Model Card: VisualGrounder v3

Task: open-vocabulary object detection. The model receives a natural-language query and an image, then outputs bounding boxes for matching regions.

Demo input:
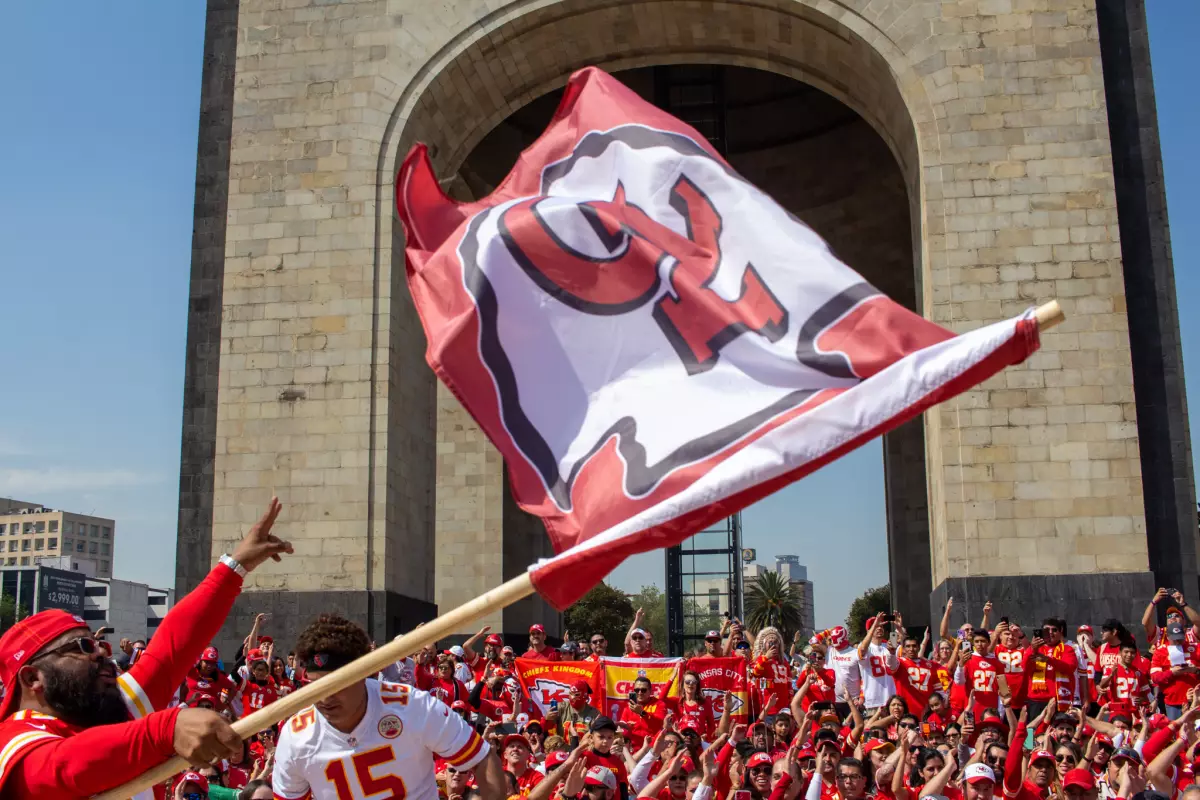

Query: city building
[690,557,815,639]
[82,577,174,646]
[0,498,115,578]
[775,555,816,639]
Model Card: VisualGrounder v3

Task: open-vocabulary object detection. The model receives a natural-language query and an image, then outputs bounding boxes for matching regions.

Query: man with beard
[0,497,292,798]
[525,625,560,662]
[463,627,505,684]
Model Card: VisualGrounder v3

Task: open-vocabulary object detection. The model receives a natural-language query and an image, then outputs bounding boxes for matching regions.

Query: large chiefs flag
[513,657,604,719]
[686,656,750,725]
[397,67,1041,609]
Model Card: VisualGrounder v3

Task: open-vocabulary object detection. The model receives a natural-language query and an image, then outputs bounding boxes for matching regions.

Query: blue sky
[0,5,1195,629]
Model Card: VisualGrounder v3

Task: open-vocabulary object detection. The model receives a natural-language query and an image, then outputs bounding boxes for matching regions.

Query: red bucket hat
[0,610,91,720]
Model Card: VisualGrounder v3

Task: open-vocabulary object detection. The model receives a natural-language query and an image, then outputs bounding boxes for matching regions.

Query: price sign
[38,567,85,615]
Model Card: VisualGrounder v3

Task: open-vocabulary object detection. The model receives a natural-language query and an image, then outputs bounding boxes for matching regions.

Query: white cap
[632,628,648,636]
[963,764,996,785]
[585,765,617,790]
[449,645,465,657]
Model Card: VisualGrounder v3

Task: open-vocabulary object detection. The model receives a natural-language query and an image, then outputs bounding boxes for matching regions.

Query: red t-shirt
[673,698,713,740]
[895,657,937,714]
[514,766,544,796]
[994,645,1027,701]
[522,646,560,662]
[185,667,239,710]
[799,665,837,710]
[239,676,282,713]
[617,700,667,750]
[962,654,1003,711]
[752,655,793,715]
[584,749,630,788]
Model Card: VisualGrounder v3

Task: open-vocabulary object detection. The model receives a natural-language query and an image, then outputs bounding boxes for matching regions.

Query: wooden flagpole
[95,573,536,799]
[97,300,1064,799]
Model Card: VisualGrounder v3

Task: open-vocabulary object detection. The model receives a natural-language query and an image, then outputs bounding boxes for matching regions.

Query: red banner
[513,657,604,718]
[686,656,750,725]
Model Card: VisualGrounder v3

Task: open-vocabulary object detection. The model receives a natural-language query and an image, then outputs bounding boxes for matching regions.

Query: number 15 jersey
[273,679,490,799]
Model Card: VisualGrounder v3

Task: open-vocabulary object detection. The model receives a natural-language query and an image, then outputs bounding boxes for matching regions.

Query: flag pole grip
[95,572,537,800]
[1035,300,1064,331]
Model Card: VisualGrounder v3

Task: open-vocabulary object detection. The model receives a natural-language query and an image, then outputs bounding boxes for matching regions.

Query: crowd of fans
[1,499,1198,800]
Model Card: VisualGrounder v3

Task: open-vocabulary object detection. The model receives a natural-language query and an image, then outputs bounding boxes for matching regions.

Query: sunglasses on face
[633,687,650,693]
[837,774,866,782]
[684,680,698,686]
[1056,755,1077,764]
[670,774,688,781]
[898,722,917,729]
[749,766,772,775]
[592,639,605,644]
[632,635,646,641]
[32,636,100,663]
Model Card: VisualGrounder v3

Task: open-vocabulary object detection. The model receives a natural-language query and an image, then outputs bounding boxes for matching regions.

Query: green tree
[0,592,27,633]
[565,581,635,653]
[846,584,891,643]
[745,572,803,640]
[627,585,668,649]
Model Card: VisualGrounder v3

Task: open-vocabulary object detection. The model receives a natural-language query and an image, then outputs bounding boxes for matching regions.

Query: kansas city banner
[686,656,749,725]
[513,657,604,718]
[397,67,1042,610]
[601,656,682,719]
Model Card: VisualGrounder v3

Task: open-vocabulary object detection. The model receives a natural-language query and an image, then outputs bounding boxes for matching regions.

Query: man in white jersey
[823,625,862,707]
[857,614,899,712]
[273,614,506,799]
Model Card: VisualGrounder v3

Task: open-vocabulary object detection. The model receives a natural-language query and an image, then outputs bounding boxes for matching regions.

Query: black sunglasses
[592,638,606,644]
[32,636,100,663]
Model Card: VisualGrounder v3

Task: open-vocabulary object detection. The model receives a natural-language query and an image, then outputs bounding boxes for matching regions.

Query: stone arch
[375,0,942,633]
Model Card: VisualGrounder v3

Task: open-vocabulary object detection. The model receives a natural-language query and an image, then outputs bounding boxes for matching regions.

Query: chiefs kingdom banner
[397,67,1042,610]
[513,657,604,718]
[601,656,682,719]
[686,656,750,725]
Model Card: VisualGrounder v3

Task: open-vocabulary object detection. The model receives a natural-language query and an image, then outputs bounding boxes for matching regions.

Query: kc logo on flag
[399,67,1040,609]
[513,658,603,718]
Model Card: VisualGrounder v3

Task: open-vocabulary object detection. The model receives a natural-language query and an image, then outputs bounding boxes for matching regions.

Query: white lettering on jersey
[825,646,863,702]
[273,679,489,799]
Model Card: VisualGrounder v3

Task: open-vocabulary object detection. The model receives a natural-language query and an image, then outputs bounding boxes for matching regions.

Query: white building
[82,576,174,645]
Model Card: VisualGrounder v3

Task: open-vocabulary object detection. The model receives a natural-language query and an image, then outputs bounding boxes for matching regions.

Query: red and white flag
[397,67,1041,609]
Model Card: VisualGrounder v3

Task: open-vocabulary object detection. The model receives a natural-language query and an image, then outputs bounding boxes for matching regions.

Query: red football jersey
[895,657,937,714]
[962,654,1003,711]
[239,677,282,712]
[993,645,1026,701]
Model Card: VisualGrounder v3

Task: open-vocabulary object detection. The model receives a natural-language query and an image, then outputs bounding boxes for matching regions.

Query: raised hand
[231,498,293,572]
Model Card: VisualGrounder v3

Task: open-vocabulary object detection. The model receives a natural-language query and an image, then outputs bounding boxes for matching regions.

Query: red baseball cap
[201,646,219,662]
[1030,749,1055,765]
[257,635,273,645]
[485,634,503,647]
[502,733,531,752]
[545,751,570,770]
[179,771,210,792]
[746,752,774,769]
[863,739,895,755]
[1063,769,1095,790]
[451,700,469,711]
[796,746,816,761]
[571,679,592,694]
[1078,625,1093,634]
[187,690,219,707]
[0,609,91,720]
[247,647,267,663]
[865,616,877,632]
[530,624,545,634]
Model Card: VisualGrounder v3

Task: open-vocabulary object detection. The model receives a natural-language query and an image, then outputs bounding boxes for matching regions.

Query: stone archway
[375,1,941,636]
[181,0,1180,655]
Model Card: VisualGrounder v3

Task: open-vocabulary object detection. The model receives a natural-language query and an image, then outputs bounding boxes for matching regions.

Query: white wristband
[220,553,247,578]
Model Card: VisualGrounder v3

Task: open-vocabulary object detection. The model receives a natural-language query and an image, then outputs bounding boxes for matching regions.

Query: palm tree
[744,572,803,639]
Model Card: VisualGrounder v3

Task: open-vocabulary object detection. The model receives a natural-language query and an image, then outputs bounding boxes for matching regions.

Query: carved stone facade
[180,0,1191,651]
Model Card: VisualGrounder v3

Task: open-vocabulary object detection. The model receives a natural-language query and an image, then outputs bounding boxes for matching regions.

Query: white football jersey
[273,679,490,799]
[825,645,863,702]
[858,642,898,708]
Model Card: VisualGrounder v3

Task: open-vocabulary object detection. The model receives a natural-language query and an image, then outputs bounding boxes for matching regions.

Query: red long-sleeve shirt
[1025,643,1077,702]
[1002,722,1049,800]
[0,560,244,798]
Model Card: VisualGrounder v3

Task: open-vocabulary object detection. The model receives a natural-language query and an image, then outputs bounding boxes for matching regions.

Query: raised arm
[461,626,490,664]
[940,597,954,641]
[979,601,993,632]
[918,750,958,799]
[1143,589,1167,643]
[625,608,645,654]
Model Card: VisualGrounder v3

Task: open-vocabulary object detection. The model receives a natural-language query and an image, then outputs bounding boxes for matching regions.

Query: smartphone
[963,710,975,726]
[881,613,895,623]
[921,722,932,737]
[496,722,518,735]
[549,700,559,710]
[1034,628,1046,641]
[628,691,639,704]
[1000,616,1009,625]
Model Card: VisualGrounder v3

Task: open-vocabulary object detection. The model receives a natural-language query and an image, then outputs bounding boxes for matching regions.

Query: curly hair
[294,613,372,667]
